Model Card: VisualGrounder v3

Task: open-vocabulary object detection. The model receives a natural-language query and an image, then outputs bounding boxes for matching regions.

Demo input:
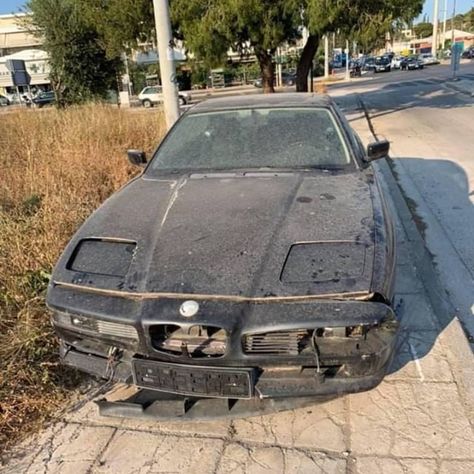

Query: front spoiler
[96,368,386,420]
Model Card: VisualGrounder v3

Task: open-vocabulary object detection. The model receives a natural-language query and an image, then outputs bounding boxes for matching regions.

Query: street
[331,62,474,348]
[3,63,474,474]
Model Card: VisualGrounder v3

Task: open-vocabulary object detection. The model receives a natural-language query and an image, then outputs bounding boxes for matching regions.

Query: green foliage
[80,0,155,57]
[25,0,122,106]
[171,0,301,91]
[305,0,424,45]
[413,21,433,38]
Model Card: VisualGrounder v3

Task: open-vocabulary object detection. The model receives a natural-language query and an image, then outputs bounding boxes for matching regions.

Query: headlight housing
[53,311,138,341]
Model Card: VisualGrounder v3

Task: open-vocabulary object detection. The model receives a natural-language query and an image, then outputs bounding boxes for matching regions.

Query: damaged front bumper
[52,297,399,418]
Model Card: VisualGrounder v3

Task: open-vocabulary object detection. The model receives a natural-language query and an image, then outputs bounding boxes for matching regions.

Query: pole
[153,0,180,129]
[451,0,456,47]
[345,40,350,81]
[277,47,282,88]
[432,0,439,57]
[451,0,458,80]
[442,0,448,50]
[324,35,329,79]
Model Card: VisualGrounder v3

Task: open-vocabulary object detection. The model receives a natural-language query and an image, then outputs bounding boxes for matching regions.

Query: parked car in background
[32,90,56,108]
[254,71,297,88]
[462,48,474,59]
[138,86,191,108]
[419,54,440,66]
[47,93,398,417]
[0,94,10,106]
[391,56,406,69]
[362,56,376,71]
[406,57,424,70]
[374,56,391,73]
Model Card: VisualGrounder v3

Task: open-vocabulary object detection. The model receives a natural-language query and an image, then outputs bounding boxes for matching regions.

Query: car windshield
[146,107,351,174]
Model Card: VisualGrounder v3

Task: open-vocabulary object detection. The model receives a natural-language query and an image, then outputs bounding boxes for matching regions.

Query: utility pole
[345,40,350,81]
[153,0,180,129]
[442,0,448,50]
[451,0,457,47]
[324,35,329,79]
[432,0,439,57]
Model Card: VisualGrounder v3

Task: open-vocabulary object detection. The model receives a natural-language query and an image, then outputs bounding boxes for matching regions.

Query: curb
[357,96,474,421]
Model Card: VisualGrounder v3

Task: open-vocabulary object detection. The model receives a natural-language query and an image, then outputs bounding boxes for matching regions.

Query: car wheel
[142,99,153,108]
[179,96,186,106]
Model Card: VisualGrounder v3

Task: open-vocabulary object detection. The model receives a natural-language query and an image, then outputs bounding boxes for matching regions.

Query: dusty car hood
[53,172,376,298]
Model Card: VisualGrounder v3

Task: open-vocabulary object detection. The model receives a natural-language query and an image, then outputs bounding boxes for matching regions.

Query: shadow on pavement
[386,157,474,375]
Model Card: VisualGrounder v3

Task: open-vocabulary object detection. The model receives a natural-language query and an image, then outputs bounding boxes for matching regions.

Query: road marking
[408,342,425,382]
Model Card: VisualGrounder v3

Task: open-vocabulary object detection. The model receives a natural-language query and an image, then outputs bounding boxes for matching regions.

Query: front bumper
[60,341,392,419]
[52,297,399,416]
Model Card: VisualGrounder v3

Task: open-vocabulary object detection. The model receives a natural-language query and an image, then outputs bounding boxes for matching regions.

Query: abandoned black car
[47,94,398,418]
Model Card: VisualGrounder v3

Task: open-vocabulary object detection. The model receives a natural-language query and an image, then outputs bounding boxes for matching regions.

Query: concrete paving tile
[27,425,114,474]
[395,239,413,265]
[93,430,161,473]
[387,330,454,382]
[93,431,224,473]
[28,460,93,474]
[232,398,346,452]
[217,443,346,474]
[349,381,474,459]
[439,460,474,473]
[119,417,230,438]
[148,435,224,473]
[354,456,438,474]
[394,293,439,331]
[1,422,67,474]
[394,264,424,294]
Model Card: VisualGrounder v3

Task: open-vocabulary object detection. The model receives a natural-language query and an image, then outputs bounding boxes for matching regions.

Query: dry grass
[0,104,165,454]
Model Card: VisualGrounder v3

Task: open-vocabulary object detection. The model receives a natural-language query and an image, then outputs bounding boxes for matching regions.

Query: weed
[0,104,165,454]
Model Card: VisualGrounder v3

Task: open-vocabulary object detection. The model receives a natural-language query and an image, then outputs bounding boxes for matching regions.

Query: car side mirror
[127,149,147,166]
[367,140,390,162]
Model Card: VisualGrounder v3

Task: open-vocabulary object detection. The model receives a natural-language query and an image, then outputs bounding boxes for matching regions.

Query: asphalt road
[330,62,474,349]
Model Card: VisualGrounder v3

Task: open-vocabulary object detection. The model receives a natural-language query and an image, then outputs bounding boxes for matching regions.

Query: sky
[419,0,473,22]
[0,0,473,19]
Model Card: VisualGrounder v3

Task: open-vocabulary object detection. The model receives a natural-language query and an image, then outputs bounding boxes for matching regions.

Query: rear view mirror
[367,140,390,162]
[127,149,147,166]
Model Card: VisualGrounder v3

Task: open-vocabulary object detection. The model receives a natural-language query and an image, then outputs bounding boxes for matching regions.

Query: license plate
[132,360,254,399]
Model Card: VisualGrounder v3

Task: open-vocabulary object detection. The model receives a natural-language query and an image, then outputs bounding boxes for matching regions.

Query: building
[410,29,474,54]
[0,13,50,95]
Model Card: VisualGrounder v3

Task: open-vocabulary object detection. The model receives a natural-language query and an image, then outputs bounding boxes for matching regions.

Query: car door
[150,86,164,104]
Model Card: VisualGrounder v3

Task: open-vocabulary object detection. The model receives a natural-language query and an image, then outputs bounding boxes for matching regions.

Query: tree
[80,0,155,57]
[171,0,301,93]
[413,22,433,38]
[26,0,121,106]
[413,21,433,38]
[295,0,424,91]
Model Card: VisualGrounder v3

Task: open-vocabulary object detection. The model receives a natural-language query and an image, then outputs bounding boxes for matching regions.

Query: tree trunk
[296,34,320,92]
[255,48,275,93]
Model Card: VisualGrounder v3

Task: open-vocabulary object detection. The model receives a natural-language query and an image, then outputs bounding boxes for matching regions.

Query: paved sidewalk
[3,108,473,474]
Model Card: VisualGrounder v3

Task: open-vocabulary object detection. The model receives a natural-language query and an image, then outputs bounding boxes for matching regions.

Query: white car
[138,86,191,108]
[419,54,440,66]
[391,56,405,69]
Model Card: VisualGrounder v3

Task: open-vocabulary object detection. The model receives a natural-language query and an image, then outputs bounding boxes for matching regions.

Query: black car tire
[143,99,153,109]
[179,96,186,106]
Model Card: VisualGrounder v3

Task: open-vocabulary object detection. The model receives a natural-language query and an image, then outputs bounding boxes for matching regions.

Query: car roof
[188,93,334,114]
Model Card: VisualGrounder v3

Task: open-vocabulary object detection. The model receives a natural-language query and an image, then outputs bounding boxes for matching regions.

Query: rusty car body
[47,93,398,418]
